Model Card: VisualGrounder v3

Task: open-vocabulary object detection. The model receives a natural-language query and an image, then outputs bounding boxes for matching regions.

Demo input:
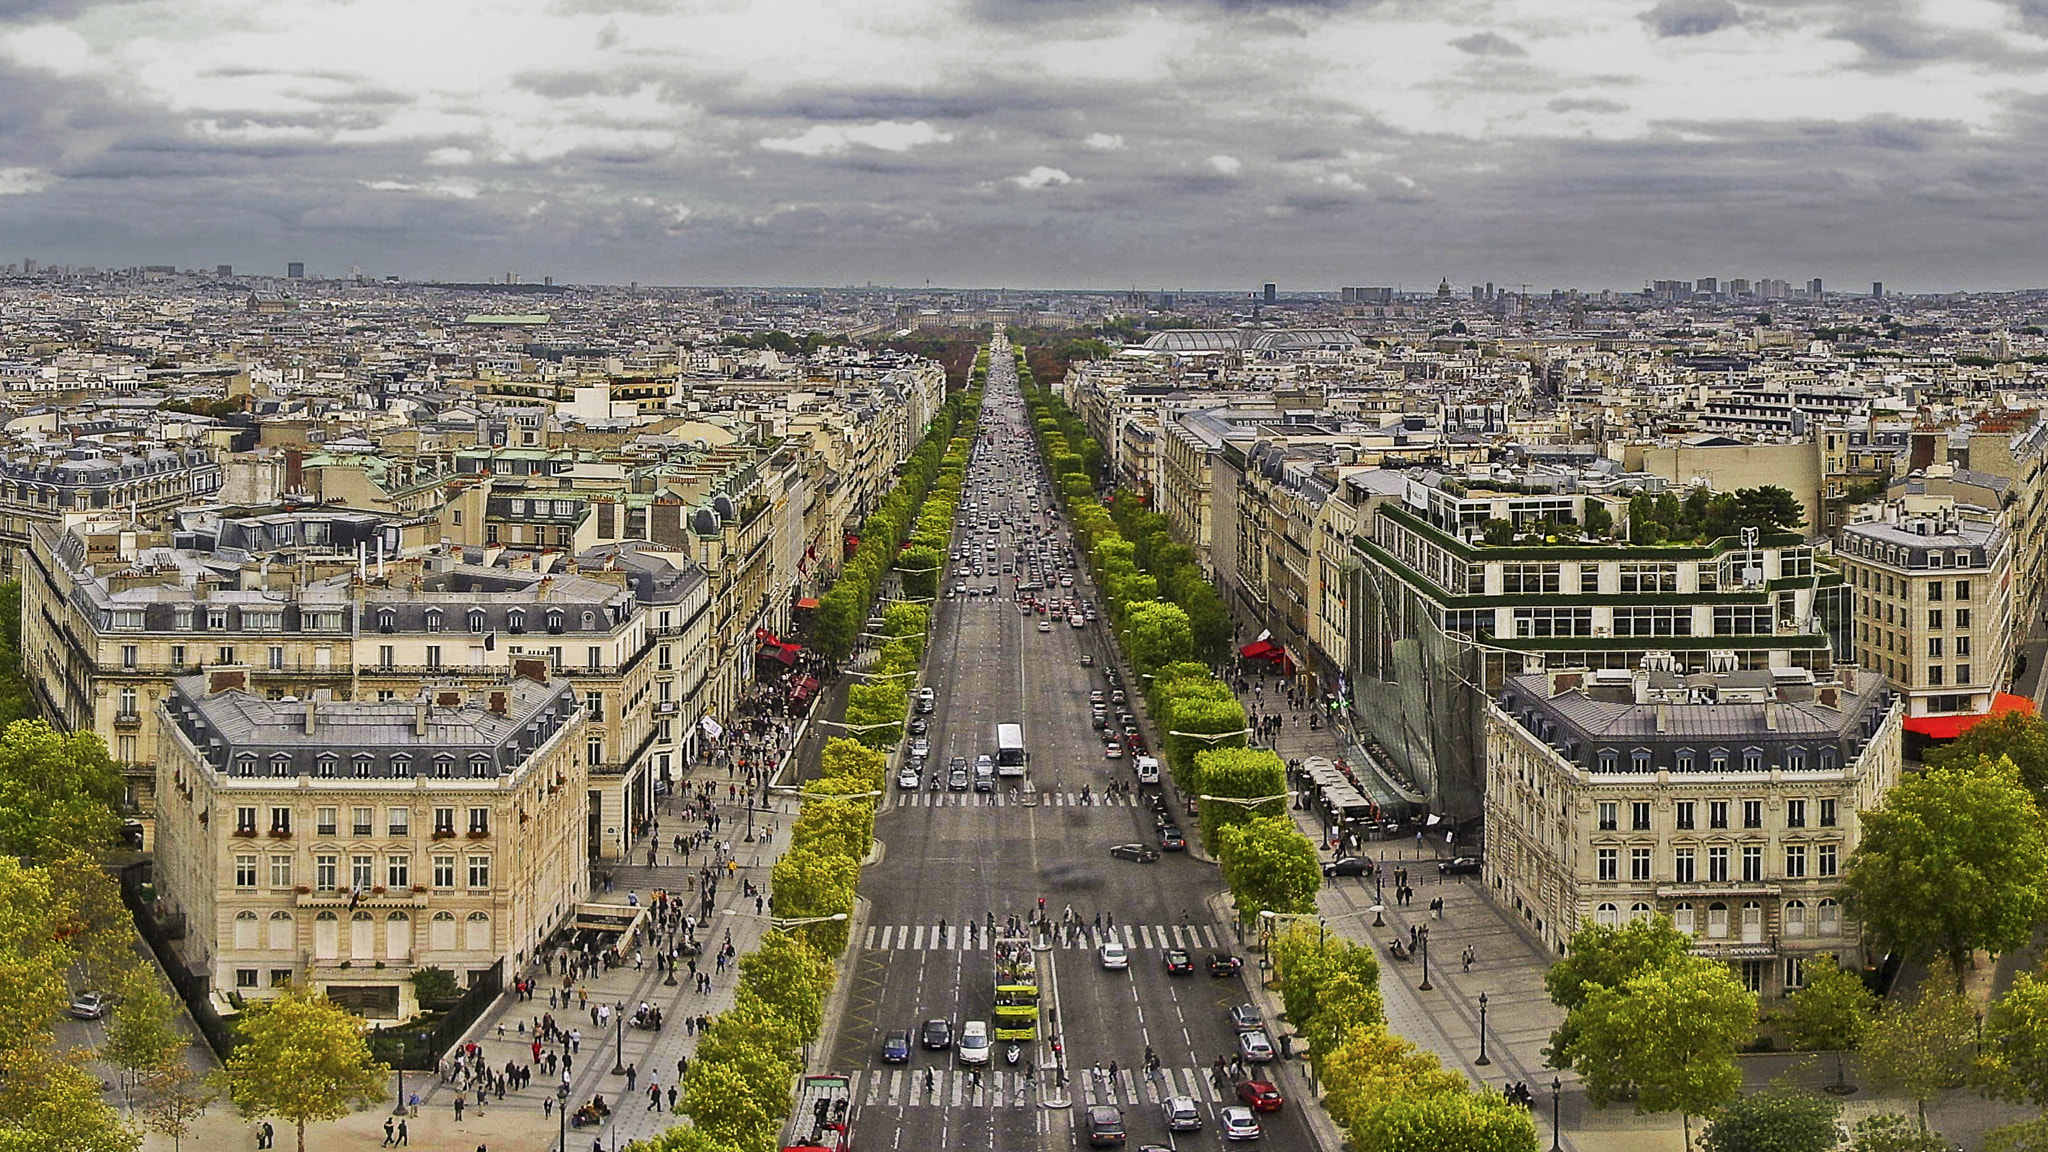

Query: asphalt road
[821,340,1316,1151]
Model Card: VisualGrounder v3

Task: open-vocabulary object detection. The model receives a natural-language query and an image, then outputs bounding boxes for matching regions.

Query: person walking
[395,1119,408,1146]
[453,1096,464,1124]
[384,1116,396,1146]
[1462,944,1476,973]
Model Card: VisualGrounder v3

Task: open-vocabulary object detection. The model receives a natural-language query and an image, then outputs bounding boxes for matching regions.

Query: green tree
[1192,745,1289,853]
[1559,954,1756,1140]
[408,966,460,1007]
[1125,600,1194,673]
[1863,967,1977,1131]
[1700,1089,1842,1152]
[104,967,188,1110]
[1925,711,2048,808]
[818,738,887,787]
[0,581,38,725]
[1783,954,1877,1053]
[46,848,139,990]
[737,932,833,1041]
[629,1125,749,1152]
[1975,971,2048,1110]
[1216,816,1321,918]
[1543,917,1692,1068]
[138,1062,216,1152]
[1847,1112,1950,1152]
[217,984,388,1152]
[680,1057,781,1152]
[1350,1088,1539,1152]
[896,545,941,599]
[1320,1024,1469,1131]
[0,1046,140,1152]
[1986,1117,2048,1152]
[1845,757,2048,989]
[0,718,126,863]
[768,847,860,955]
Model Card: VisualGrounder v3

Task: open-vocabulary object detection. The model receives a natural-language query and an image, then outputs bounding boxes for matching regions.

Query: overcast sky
[2,0,2045,292]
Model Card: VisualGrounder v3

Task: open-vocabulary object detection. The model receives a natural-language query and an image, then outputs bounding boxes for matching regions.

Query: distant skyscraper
[1729,278,1751,295]
[216,265,232,278]
[1262,282,1277,303]
[1808,277,1823,296]
[286,262,304,279]
[21,258,34,275]
[1872,281,1883,298]
[1696,277,1718,295]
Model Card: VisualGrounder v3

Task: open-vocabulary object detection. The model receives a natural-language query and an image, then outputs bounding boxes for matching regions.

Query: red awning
[1240,640,1280,659]
[1902,692,2037,739]
[756,644,799,666]
[795,597,820,610]
[1277,651,1297,676]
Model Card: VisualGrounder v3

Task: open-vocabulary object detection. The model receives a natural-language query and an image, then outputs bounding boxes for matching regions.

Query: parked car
[1226,1004,1264,1033]
[1158,827,1187,852]
[1108,843,1160,863]
[1439,856,1483,876]
[881,1029,911,1062]
[1208,953,1244,977]
[1236,1079,1284,1112]
[1323,856,1375,878]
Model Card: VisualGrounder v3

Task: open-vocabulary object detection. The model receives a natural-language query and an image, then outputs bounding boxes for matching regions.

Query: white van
[1134,756,1161,785]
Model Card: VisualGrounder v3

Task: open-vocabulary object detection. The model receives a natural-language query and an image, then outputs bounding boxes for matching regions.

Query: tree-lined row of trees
[1105,493,1232,663]
[810,382,981,665]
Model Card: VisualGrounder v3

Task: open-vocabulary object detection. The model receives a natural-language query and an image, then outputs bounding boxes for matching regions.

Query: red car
[1236,1079,1283,1112]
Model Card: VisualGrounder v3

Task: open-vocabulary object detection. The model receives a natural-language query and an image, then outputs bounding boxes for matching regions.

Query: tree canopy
[0,718,126,863]
[218,984,388,1152]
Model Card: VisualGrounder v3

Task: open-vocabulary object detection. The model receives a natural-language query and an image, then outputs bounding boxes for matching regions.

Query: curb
[810,892,875,1074]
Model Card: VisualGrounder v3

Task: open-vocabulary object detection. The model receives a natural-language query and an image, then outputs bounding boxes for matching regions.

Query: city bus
[995,723,1027,778]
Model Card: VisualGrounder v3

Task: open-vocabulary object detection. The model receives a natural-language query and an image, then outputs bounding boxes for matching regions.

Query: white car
[957,1020,991,1065]
[1037,619,1052,633]
[1099,941,1129,970]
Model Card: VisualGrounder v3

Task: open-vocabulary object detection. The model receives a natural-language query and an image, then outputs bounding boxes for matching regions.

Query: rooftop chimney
[413,702,428,737]
[303,698,316,736]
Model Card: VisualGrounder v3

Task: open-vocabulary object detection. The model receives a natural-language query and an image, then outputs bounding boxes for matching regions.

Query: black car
[1109,843,1161,863]
[1163,948,1195,975]
[922,1018,953,1049]
[1323,856,1375,878]
[907,717,929,736]
[1439,856,1483,876]
[1158,827,1188,852]
[1208,953,1244,977]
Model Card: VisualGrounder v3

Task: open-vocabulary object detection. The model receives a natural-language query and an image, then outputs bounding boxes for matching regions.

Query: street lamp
[1167,728,1255,743]
[392,1058,406,1117]
[1417,925,1433,992]
[720,908,850,930]
[1475,992,1490,1066]
[611,1002,626,1075]
[1551,1077,1563,1152]
[1197,792,1295,808]
[848,668,919,680]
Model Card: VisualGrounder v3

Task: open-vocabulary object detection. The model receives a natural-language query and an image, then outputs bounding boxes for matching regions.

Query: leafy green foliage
[1862,967,1977,1131]
[1543,917,1692,1068]
[1973,971,2048,1109]
[1192,746,1288,853]
[218,984,388,1152]
[0,581,37,726]
[407,966,460,1006]
[1847,1112,1950,1152]
[0,719,126,863]
[1216,815,1320,918]
[1782,953,1876,1052]
[1350,1089,1539,1152]
[1845,757,2048,985]
[1560,955,1755,1118]
[105,967,189,1109]
[1924,711,2048,810]
[1700,1090,1842,1152]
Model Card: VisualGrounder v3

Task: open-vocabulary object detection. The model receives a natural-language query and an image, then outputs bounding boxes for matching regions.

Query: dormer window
[353,753,374,778]
[234,753,257,778]
[270,752,294,776]
[546,609,564,633]
[424,609,443,633]
[507,610,525,634]
[377,609,396,633]
[468,608,486,633]
[432,755,454,779]
[470,755,492,778]
[315,753,337,778]
[390,754,413,778]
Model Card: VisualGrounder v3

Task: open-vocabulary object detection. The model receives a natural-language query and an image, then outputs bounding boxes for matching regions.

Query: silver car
[1238,1028,1275,1062]
[1162,1094,1203,1132]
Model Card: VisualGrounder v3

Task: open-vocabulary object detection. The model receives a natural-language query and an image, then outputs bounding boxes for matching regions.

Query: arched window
[1818,898,1841,935]
[1741,900,1763,943]
[234,910,260,949]
[464,911,491,951]
[430,911,457,951]
[314,910,340,959]
[350,910,375,958]
[546,609,564,633]
[1706,902,1730,938]
[1595,902,1620,927]
[1672,901,1696,935]
[1629,902,1653,924]
[385,912,410,961]
[377,609,396,632]
[1783,899,1807,937]
[268,910,294,951]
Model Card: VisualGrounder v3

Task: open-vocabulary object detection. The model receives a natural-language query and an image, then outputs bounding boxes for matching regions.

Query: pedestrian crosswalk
[894,790,1151,808]
[860,923,1223,952]
[852,1065,1232,1109]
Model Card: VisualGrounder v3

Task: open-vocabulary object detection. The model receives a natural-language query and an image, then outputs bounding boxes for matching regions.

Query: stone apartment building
[150,671,586,1016]
[21,510,712,860]
[1485,661,1903,998]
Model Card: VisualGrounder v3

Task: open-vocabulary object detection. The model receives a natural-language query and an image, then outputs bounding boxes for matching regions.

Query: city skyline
[1,0,2046,290]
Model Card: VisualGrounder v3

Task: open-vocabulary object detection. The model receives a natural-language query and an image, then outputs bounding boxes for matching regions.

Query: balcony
[112,712,142,728]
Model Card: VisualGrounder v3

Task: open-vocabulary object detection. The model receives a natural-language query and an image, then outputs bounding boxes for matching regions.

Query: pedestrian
[395,1119,408,1146]
[668,1084,679,1111]
[1431,896,1444,920]
[453,1096,464,1123]
[1462,945,1475,973]
[384,1116,396,1146]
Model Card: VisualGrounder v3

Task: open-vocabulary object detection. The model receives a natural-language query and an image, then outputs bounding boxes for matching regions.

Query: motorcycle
[1005,1043,1021,1066]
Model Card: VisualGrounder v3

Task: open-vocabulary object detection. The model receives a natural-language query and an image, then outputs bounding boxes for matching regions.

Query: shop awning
[1240,640,1280,659]
[1902,692,2037,739]
[795,597,819,610]
[756,644,799,666]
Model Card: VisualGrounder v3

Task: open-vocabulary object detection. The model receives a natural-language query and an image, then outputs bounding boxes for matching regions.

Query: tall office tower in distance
[1262,282,1277,303]
[1872,282,1883,298]
[1809,277,1824,296]
[287,262,304,279]
[217,265,232,278]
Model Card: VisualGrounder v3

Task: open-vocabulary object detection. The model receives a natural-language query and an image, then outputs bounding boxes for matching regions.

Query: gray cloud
[1641,0,1743,37]
[1450,31,1527,56]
